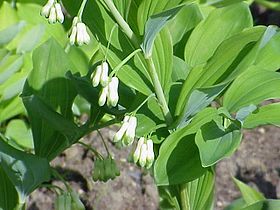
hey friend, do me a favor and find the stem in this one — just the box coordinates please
[146,57,173,125]
[78,0,88,20]
[132,93,155,114]
[180,184,190,210]
[101,0,139,46]
[97,130,110,156]
[100,0,173,126]
[52,169,71,191]
[110,48,142,77]
[78,141,103,159]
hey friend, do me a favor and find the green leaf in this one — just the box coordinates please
[244,103,280,129]
[5,119,33,150]
[225,198,247,210]
[0,97,25,123]
[16,24,45,54]
[195,120,242,167]
[228,25,279,80]
[0,166,19,210]
[206,0,245,7]
[22,38,78,160]
[0,55,23,85]
[192,26,266,87]
[155,133,206,186]
[0,21,25,46]
[0,1,19,31]
[0,136,51,203]
[176,82,228,128]
[141,4,185,57]
[223,68,280,112]
[171,56,190,82]
[137,0,191,35]
[240,200,280,210]
[186,169,215,210]
[154,108,219,185]
[167,3,203,45]
[233,178,265,206]
[184,2,252,67]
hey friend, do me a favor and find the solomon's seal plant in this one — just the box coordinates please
[1,0,280,209]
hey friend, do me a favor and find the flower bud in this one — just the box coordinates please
[81,24,90,45]
[107,77,119,107]
[139,143,148,168]
[123,116,137,145]
[146,139,154,169]
[98,86,108,106]
[91,65,102,87]
[48,6,57,24]
[76,23,85,46]
[100,62,109,87]
[133,137,145,164]
[54,3,64,23]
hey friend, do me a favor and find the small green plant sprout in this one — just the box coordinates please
[40,0,64,24]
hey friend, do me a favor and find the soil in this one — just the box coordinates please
[26,124,280,210]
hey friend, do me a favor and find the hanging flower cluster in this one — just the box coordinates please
[91,62,119,107]
[113,115,137,146]
[40,0,64,24]
[133,137,154,169]
[69,17,90,46]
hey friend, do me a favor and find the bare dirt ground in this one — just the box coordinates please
[27,125,280,210]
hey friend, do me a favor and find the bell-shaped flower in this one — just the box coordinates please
[133,137,145,164]
[69,17,90,46]
[91,65,102,87]
[48,6,57,24]
[41,1,64,24]
[54,3,64,23]
[100,62,109,87]
[107,77,119,107]
[146,139,154,169]
[113,116,130,143]
[40,0,54,17]
[139,143,148,168]
[123,116,137,146]
[98,86,108,106]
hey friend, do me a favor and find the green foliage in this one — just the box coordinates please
[1,0,280,209]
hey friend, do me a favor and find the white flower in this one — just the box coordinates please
[139,143,148,168]
[123,116,137,146]
[113,115,137,146]
[41,1,64,24]
[113,116,130,142]
[54,3,64,23]
[146,139,154,169]
[133,137,145,163]
[48,6,57,24]
[98,86,108,106]
[40,0,54,17]
[69,17,90,46]
[91,65,102,87]
[107,77,119,107]
[100,62,109,87]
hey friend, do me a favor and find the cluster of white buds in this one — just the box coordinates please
[91,62,119,107]
[133,138,154,169]
[91,62,109,87]
[113,115,137,146]
[40,0,64,24]
[69,17,90,46]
